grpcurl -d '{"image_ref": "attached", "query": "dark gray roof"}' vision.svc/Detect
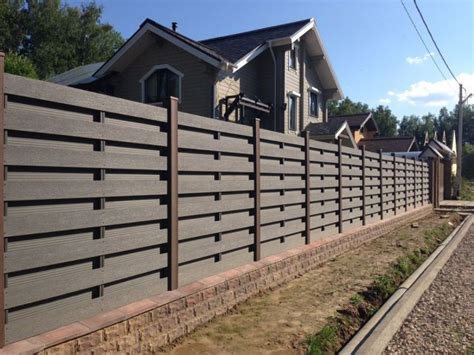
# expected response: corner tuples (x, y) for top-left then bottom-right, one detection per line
(359, 137), (417, 153)
(305, 120), (345, 136)
(200, 19), (312, 62)
(329, 112), (378, 131)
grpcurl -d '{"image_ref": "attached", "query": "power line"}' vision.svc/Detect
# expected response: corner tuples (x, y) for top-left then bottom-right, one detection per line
(413, 0), (462, 87)
(400, 0), (451, 84)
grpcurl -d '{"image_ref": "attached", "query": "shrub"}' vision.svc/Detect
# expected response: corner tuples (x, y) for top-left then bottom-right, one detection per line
(4, 52), (38, 79)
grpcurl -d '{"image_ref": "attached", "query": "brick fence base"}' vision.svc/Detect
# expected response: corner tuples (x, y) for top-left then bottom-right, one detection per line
(1, 206), (433, 354)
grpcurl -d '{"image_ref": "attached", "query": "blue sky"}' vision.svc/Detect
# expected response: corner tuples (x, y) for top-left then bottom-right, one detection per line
(70, 0), (473, 120)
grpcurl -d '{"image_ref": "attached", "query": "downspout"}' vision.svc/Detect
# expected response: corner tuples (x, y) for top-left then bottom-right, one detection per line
(268, 40), (277, 131)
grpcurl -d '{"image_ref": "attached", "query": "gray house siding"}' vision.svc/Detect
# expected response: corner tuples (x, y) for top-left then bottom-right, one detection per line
(100, 36), (216, 118)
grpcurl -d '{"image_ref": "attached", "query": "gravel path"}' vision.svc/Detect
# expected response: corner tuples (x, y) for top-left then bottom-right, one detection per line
(385, 223), (474, 354)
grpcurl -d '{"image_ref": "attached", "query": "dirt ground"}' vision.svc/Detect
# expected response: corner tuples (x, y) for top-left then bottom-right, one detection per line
(162, 213), (458, 355)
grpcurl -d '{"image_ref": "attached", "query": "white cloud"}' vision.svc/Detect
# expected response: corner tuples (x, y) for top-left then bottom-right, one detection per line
(406, 52), (434, 65)
(379, 98), (391, 104)
(387, 73), (474, 108)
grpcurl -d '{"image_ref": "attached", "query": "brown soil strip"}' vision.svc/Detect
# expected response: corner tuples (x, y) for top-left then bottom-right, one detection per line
(160, 213), (460, 355)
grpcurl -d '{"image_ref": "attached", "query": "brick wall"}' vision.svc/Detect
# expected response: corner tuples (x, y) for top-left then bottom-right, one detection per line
(1, 206), (432, 354)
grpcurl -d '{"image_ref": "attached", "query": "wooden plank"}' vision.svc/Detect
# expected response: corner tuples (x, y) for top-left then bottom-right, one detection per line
(179, 156), (253, 173)
(179, 180), (253, 194)
(261, 207), (305, 225)
(260, 144), (304, 160)
(5, 180), (167, 201)
(4, 74), (167, 123)
(260, 129), (304, 146)
(5, 145), (167, 171)
(261, 178), (305, 191)
(5, 108), (167, 147)
(179, 214), (254, 240)
(178, 110), (253, 137)
(179, 197), (253, 217)
(260, 163), (305, 175)
(178, 130), (253, 155)
(379, 150), (384, 220)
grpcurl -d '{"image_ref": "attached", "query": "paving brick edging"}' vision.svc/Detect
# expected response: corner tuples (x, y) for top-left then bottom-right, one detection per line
(1, 206), (433, 354)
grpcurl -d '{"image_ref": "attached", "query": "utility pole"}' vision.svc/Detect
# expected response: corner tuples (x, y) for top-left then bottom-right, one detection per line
(455, 83), (472, 198)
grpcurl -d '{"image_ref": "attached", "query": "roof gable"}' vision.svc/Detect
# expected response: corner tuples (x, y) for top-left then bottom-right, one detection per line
(329, 112), (378, 132)
(359, 137), (416, 153)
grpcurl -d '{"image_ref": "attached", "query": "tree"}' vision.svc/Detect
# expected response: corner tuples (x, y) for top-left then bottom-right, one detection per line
(4, 51), (38, 78)
(327, 97), (369, 117)
(371, 105), (397, 137)
(0, 0), (124, 79)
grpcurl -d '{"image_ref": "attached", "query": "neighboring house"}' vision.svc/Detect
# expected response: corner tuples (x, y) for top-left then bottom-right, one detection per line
(304, 119), (357, 148)
(358, 136), (418, 153)
(51, 18), (343, 135)
(328, 112), (378, 143)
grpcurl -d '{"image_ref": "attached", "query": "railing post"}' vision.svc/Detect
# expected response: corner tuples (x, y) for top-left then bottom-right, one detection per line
(253, 119), (261, 261)
(0, 52), (6, 347)
(304, 131), (311, 244)
(167, 97), (179, 290)
(379, 149), (384, 220)
(361, 145), (366, 226)
(392, 153), (397, 215)
(338, 138), (343, 233)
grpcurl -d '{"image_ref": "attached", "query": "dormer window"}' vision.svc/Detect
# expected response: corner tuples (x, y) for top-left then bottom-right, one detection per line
(140, 64), (183, 105)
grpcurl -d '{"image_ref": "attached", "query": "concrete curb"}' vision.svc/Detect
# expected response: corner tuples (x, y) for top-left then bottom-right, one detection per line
(340, 213), (474, 355)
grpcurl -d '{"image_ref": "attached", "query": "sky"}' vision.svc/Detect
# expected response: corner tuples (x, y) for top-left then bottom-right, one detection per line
(69, 0), (473, 120)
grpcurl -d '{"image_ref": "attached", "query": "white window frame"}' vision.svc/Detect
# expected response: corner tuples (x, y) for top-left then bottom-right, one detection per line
(288, 43), (299, 70)
(308, 86), (320, 118)
(287, 91), (300, 131)
(139, 64), (184, 105)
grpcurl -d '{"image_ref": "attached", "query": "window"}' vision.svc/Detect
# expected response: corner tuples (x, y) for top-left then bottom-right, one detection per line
(309, 91), (318, 117)
(288, 95), (297, 131)
(289, 45), (298, 69)
(140, 65), (183, 104)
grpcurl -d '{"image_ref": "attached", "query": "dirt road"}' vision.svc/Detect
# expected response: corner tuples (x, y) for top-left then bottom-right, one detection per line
(160, 214), (459, 355)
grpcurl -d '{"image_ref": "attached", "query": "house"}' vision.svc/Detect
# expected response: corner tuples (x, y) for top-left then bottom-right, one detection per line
(304, 119), (357, 148)
(328, 112), (378, 143)
(51, 18), (343, 135)
(358, 136), (418, 153)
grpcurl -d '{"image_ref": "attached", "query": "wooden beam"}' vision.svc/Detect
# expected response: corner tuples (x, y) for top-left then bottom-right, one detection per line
(310, 54), (325, 65)
(0, 52), (5, 348)
(167, 97), (179, 290)
(305, 131), (311, 244)
(253, 119), (261, 261)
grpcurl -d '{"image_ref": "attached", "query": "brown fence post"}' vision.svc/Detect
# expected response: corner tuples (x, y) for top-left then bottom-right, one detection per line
(338, 138), (343, 233)
(379, 149), (384, 220)
(253, 119), (261, 261)
(167, 97), (179, 290)
(0, 52), (5, 348)
(413, 158), (417, 209)
(392, 153), (397, 215)
(421, 161), (425, 206)
(361, 145), (366, 226)
(304, 131), (311, 244)
(404, 156), (408, 211)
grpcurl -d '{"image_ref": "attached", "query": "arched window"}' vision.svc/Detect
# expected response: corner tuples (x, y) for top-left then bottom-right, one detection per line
(140, 65), (183, 104)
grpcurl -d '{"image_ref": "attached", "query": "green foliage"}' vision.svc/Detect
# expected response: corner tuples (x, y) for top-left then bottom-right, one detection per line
(0, 0), (124, 79)
(306, 325), (337, 355)
(4, 51), (38, 78)
(463, 143), (474, 180)
(460, 178), (474, 201)
(372, 105), (397, 137)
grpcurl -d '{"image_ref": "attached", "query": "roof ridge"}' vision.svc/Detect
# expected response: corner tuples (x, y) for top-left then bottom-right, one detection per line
(200, 18), (312, 43)
(362, 136), (414, 141)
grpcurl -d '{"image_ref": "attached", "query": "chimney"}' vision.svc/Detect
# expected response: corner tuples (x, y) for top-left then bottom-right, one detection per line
(172, 22), (178, 32)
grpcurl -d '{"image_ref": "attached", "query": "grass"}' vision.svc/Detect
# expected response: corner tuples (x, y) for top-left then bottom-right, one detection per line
(460, 178), (474, 201)
(305, 220), (459, 355)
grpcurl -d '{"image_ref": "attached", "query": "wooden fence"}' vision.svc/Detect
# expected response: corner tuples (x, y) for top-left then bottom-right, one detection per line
(0, 65), (431, 345)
